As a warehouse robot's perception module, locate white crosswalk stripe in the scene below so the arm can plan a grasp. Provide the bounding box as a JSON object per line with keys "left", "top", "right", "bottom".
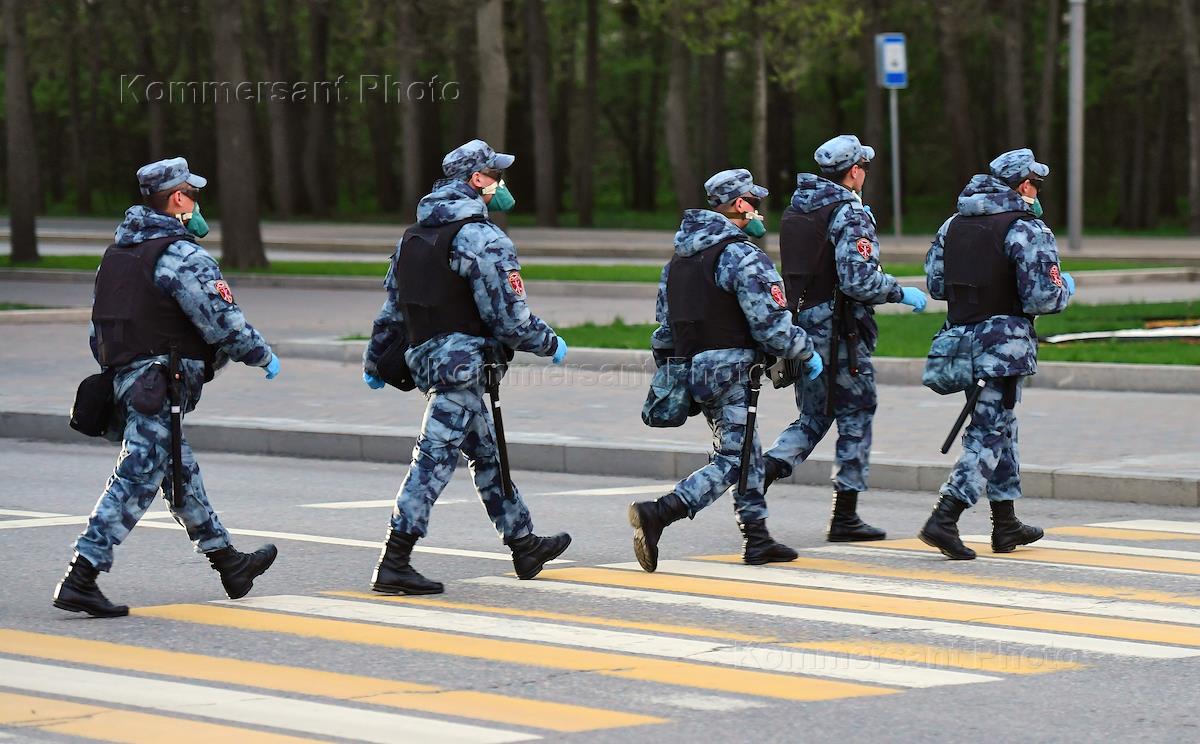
{"left": 1087, "top": 520, "right": 1200, "bottom": 536}
{"left": 958, "top": 535, "right": 1200, "bottom": 561}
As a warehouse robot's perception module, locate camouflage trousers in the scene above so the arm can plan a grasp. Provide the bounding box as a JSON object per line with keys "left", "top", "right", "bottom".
{"left": 73, "top": 391, "right": 231, "bottom": 572}
{"left": 391, "top": 385, "right": 533, "bottom": 542}
{"left": 942, "top": 377, "right": 1022, "bottom": 506}
{"left": 673, "top": 381, "right": 768, "bottom": 525}
{"left": 767, "top": 348, "right": 878, "bottom": 493}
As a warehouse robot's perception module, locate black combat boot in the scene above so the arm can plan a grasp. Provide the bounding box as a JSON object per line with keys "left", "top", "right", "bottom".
{"left": 740, "top": 520, "right": 799, "bottom": 565}
{"left": 763, "top": 456, "right": 791, "bottom": 493}
{"left": 52, "top": 554, "right": 129, "bottom": 618}
{"left": 628, "top": 492, "right": 689, "bottom": 572}
{"left": 509, "top": 532, "right": 572, "bottom": 580}
{"left": 371, "top": 530, "right": 443, "bottom": 595}
{"left": 207, "top": 544, "right": 278, "bottom": 599}
{"left": 990, "top": 500, "right": 1044, "bottom": 553}
{"left": 826, "top": 490, "right": 887, "bottom": 542}
{"left": 918, "top": 495, "right": 976, "bottom": 560}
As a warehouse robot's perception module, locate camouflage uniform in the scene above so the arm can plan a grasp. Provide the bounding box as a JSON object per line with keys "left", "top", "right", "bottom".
{"left": 766, "top": 142, "right": 906, "bottom": 493}
{"left": 75, "top": 197, "right": 274, "bottom": 572}
{"left": 364, "top": 144, "right": 558, "bottom": 543}
{"left": 925, "top": 160, "right": 1071, "bottom": 507}
{"left": 652, "top": 203, "right": 814, "bottom": 524}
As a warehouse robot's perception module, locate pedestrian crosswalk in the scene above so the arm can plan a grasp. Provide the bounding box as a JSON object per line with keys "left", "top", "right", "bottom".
{"left": 4, "top": 518, "right": 1200, "bottom": 742}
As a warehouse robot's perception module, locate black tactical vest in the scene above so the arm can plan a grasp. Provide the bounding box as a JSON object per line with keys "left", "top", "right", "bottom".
{"left": 666, "top": 236, "right": 756, "bottom": 358}
{"left": 395, "top": 216, "right": 489, "bottom": 347}
{"left": 778, "top": 202, "right": 843, "bottom": 311}
{"left": 944, "top": 211, "right": 1032, "bottom": 324}
{"left": 92, "top": 236, "right": 216, "bottom": 368}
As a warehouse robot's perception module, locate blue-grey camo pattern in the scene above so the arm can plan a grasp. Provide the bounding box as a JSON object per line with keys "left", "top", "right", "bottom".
{"left": 989, "top": 148, "right": 1049, "bottom": 183}
{"left": 74, "top": 206, "right": 273, "bottom": 571}
{"left": 391, "top": 385, "right": 533, "bottom": 542}
{"left": 652, "top": 209, "right": 813, "bottom": 522}
{"left": 925, "top": 175, "right": 1072, "bottom": 378}
{"left": 363, "top": 178, "right": 558, "bottom": 393}
{"left": 765, "top": 174, "right": 905, "bottom": 492}
{"left": 136, "top": 156, "right": 207, "bottom": 196}
{"left": 941, "top": 378, "right": 1022, "bottom": 505}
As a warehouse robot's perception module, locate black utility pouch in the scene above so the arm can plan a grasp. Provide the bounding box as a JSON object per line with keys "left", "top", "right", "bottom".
{"left": 377, "top": 339, "right": 417, "bottom": 391}
{"left": 69, "top": 368, "right": 117, "bottom": 437}
{"left": 131, "top": 363, "right": 169, "bottom": 415}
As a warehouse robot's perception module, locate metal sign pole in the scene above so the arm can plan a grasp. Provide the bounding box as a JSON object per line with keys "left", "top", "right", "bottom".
{"left": 1067, "top": 0, "right": 1087, "bottom": 252}
{"left": 876, "top": 32, "right": 908, "bottom": 237}
{"left": 889, "top": 87, "right": 902, "bottom": 237}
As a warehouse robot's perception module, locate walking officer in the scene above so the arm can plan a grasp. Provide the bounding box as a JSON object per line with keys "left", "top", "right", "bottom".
{"left": 919, "top": 148, "right": 1074, "bottom": 559}
{"left": 763, "top": 135, "right": 928, "bottom": 541}
{"left": 53, "top": 157, "right": 280, "bottom": 618}
{"left": 363, "top": 139, "right": 571, "bottom": 594}
{"left": 629, "top": 169, "right": 821, "bottom": 571}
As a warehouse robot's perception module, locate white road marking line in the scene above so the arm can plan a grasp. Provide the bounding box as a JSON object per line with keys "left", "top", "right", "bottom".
{"left": 959, "top": 536, "right": 1200, "bottom": 562}
{"left": 649, "top": 693, "right": 766, "bottom": 712}
{"left": 602, "top": 560, "right": 1200, "bottom": 626}
{"left": 0, "top": 516, "right": 87, "bottom": 530}
{"left": 1088, "top": 520, "right": 1200, "bottom": 536}
{"left": 223, "top": 594, "right": 998, "bottom": 689}
{"left": 0, "top": 658, "right": 535, "bottom": 744}
{"left": 808, "top": 545, "right": 1160, "bottom": 577}
{"left": 0, "top": 509, "right": 67, "bottom": 518}
{"left": 463, "top": 577, "right": 1199, "bottom": 660}
{"left": 301, "top": 498, "right": 472, "bottom": 509}
{"left": 533, "top": 484, "right": 674, "bottom": 497}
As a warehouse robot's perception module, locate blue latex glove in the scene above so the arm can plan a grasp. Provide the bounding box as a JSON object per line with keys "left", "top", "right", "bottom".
{"left": 1061, "top": 271, "right": 1076, "bottom": 296}
{"left": 263, "top": 354, "right": 280, "bottom": 379}
{"left": 899, "top": 286, "right": 928, "bottom": 313}
{"left": 803, "top": 352, "right": 824, "bottom": 381}
{"left": 552, "top": 337, "right": 569, "bottom": 365}
{"left": 363, "top": 371, "right": 385, "bottom": 390}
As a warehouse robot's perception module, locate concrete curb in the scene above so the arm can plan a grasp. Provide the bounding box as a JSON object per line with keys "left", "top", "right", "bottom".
{"left": 273, "top": 339, "right": 1200, "bottom": 395}
{"left": 3, "top": 409, "right": 1195, "bottom": 507}
{"left": 0, "top": 308, "right": 91, "bottom": 324}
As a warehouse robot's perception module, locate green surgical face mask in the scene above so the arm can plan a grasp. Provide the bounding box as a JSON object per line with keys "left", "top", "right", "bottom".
{"left": 180, "top": 203, "right": 210, "bottom": 238}
{"left": 482, "top": 179, "right": 516, "bottom": 213}
{"left": 1022, "top": 195, "right": 1043, "bottom": 219}
{"left": 744, "top": 217, "right": 766, "bottom": 238}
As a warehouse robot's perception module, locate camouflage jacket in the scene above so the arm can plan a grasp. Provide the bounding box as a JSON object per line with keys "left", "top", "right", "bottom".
{"left": 89, "top": 206, "right": 273, "bottom": 411}
{"left": 651, "top": 209, "right": 813, "bottom": 402}
{"left": 925, "top": 175, "right": 1072, "bottom": 378}
{"left": 363, "top": 178, "right": 559, "bottom": 393}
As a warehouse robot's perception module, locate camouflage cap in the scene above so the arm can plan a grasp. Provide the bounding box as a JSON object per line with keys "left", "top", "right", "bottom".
{"left": 814, "top": 134, "right": 875, "bottom": 173}
{"left": 704, "top": 168, "right": 768, "bottom": 207}
{"left": 136, "top": 157, "right": 207, "bottom": 197}
{"left": 442, "top": 139, "right": 516, "bottom": 179}
{"left": 989, "top": 148, "right": 1050, "bottom": 185}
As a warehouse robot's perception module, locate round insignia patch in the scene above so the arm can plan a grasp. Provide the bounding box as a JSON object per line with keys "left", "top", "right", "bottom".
{"left": 1049, "top": 264, "right": 1063, "bottom": 287}
{"left": 213, "top": 280, "right": 234, "bottom": 303}
{"left": 507, "top": 271, "right": 525, "bottom": 298}
{"left": 770, "top": 284, "right": 787, "bottom": 309}
{"left": 855, "top": 238, "right": 873, "bottom": 260}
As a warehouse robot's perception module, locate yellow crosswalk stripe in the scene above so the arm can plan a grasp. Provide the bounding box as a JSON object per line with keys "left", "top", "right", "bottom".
{"left": 135, "top": 603, "right": 897, "bottom": 703}
{"left": 861, "top": 538, "right": 1200, "bottom": 576}
{"left": 696, "top": 554, "right": 1200, "bottom": 607}
{"left": 1048, "top": 526, "right": 1200, "bottom": 542}
{"left": 783, "top": 640, "right": 1081, "bottom": 675}
{"left": 0, "top": 630, "right": 661, "bottom": 733}
{"left": 0, "top": 691, "right": 320, "bottom": 744}
{"left": 327, "top": 591, "right": 778, "bottom": 643}
{"left": 536, "top": 567, "right": 1200, "bottom": 647}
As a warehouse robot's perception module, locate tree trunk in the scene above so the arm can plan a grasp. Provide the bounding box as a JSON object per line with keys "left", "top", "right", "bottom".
{"left": 476, "top": 0, "right": 509, "bottom": 148}
{"left": 664, "top": 38, "right": 698, "bottom": 210}
{"left": 302, "top": 0, "right": 332, "bottom": 217}
{"left": 552, "top": 12, "right": 574, "bottom": 211}
{"left": 700, "top": 49, "right": 728, "bottom": 174}
{"left": 4, "top": 0, "right": 39, "bottom": 261}
{"left": 862, "top": 0, "right": 886, "bottom": 209}
{"left": 1002, "top": 0, "right": 1027, "bottom": 147}
{"left": 935, "top": 1, "right": 979, "bottom": 185}
{"left": 1144, "top": 91, "right": 1170, "bottom": 229}
{"left": 256, "top": 0, "right": 300, "bottom": 217}
{"left": 524, "top": 0, "right": 557, "bottom": 225}
{"left": 64, "top": 1, "right": 90, "bottom": 213}
{"left": 750, "top": 37, "right": 767, "bottom": 198}
{"left": 767, "top": 78, "right": 795, "bottom": 211}
{"left": 396, "top": 2, "right": 422, "bottom": 215}
{"left": 1036, "top": 0, "right": 1061, "bottom": 157}
{"left": 366, "top": 0, "right": 397, "bottom": 211}
{"left": 1181, "top": 0, "right": 1200, "bottom": 233}
{"left": 575, "top": 0, "right": 598, "bottom": 225}
{"left": 210, "top": 0, "right": 266, "bottom": 268}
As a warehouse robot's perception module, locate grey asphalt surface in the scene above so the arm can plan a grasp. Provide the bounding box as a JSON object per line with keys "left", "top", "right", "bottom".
{"left": 3, "top": 440, "right": 1200, "bottom": 742}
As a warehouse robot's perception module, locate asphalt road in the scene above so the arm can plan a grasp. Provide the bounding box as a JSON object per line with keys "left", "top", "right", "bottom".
{"left": 3, "top": 440, "right": 1200, "bottom": 742}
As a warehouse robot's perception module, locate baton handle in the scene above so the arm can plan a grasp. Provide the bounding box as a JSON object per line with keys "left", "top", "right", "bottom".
{"left": 167, "top": 347, "right": 185, "bottom": 509}
{"left": 484, "top": 352, "right": 514, "bottom": 499}
{"left": 737, "top": 361, "right": 765, "bottom": 498}
{"left": 941, "top": 379, "right": 986, "bottom": 454}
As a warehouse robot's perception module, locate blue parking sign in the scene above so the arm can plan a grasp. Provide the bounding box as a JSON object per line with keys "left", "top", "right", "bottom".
{"left": 876, "top": 33, "right": 908, "bottom": 89}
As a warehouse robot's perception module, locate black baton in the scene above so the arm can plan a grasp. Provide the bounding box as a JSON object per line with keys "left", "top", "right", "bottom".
{"left": 167, "top": 346, "right": 185, "bottom": 508}
{"left": 825, "top": 298, "right": 841, "bottom": 418}
{"left": 941, "top": 379, "right": 986, "bottom": 454}
{"left": 484, "top": 350, "right": 515, "bottom": 499}
{"left": 737, "top": 359, "right": 766, "bottom": 498}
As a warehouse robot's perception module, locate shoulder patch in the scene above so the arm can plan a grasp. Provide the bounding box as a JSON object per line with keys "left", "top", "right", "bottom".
{"left": 855, "top": 238, "right": 873, "bottom": 259}
{"left": 1048, "top": 264, "right": 1063, "bottom": 287}
{"left": 211, "top": 279, "right": 234, "bottom": 303}
{"left": 770, "top": 283, "right": 788, "bottom": 309}
{"left": 506, "top": 270, "right": 526, "bottom": 298}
